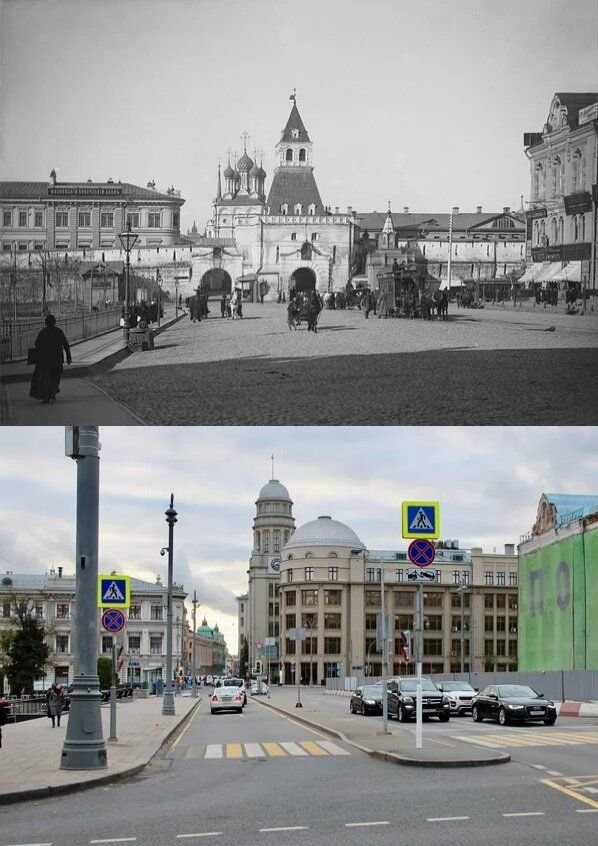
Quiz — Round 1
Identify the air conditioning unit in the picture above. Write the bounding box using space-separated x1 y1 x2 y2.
510 627 517 633
452 626 458 632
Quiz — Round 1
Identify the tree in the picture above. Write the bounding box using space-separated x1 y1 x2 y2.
4 599 50 696
97 657 113 690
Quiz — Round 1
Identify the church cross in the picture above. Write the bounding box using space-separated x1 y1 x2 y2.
241 131 250 152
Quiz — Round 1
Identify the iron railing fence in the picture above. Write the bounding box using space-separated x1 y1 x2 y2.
0 308 121 361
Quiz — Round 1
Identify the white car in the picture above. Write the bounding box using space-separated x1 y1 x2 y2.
210 686 244 715
436 680 477 715
250 682 269 696
219 677 247 705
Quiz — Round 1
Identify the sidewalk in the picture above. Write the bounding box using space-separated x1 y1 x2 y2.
0 307 185 425
0 694 199 805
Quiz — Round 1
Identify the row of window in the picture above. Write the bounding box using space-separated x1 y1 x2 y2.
533 150 586 199
255 528 291 553
2 209 180 229
281 636 516 658
284 586 517 609
532 214 586 246
257 502 292 514
282 567 517 586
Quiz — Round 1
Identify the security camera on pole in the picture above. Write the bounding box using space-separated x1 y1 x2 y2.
402 500 440 751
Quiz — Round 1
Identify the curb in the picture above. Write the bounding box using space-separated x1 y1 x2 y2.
254 698 510 768
0 697 202 806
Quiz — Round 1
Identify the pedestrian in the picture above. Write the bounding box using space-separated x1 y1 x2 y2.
48 683 65 727
0 697 8 748
220 293 227 318
29 314 72 404
363 289 375 318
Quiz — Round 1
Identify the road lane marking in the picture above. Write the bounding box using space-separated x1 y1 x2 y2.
585 787 598 794
318 740 351 755
427 816 470 822
502 812 544 817
345 821 390 827
258 827 308 833
299 740 328 756
90 840 137 844
171 706 199 748
176 834 223 839
542 778 598 810
576 809 598 813
261 742 285 756
244 743 265 758
280 742 309 756
225 743 243 759
4 843 53 846
205 744 223 759
547 770 562 776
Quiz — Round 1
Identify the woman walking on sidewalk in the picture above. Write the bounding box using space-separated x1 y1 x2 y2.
48 683 65 727
29 314 72 403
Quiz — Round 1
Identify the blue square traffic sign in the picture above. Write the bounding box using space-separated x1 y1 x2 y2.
402 501 440 538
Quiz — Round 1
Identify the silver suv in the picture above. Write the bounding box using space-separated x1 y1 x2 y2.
436 680 477 715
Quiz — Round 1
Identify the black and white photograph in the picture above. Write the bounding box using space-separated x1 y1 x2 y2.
1 0 597 424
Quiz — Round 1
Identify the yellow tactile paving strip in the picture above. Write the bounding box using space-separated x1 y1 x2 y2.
460 731 598 749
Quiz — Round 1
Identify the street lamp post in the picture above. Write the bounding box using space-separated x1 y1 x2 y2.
456 578 469 674
191 590 199 698
118 221 139 342
162 494 177 716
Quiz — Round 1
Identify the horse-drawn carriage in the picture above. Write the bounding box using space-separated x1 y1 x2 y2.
288 291 323 331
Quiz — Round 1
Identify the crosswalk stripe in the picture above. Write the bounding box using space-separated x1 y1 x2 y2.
226 743 243 759
244 743 265 758
261 742 286 756
280 742 309 756
300 740 329 756
205 744 223 759
317 740 350 756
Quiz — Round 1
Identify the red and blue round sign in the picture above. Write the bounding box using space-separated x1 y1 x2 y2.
407 539 436 567
101 608 126 633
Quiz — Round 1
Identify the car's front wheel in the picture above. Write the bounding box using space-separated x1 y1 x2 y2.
472 705 483 722
398 705 409 722
439 713 450 722
350 701 355 714
544 716 557 726
498 707 509 726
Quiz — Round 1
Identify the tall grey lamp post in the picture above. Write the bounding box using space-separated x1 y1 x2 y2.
117 220 138 342
162 494 177 716
457 578 469 674
191 590 199 698
60 426 107 770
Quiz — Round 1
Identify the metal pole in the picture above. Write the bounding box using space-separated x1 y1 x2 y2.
109 644 117 742
162 494 177 716
460 582 465 674
191 590 198 698
416 583 423 750
447 211 453 296
380 557 389 734
61 426 107 770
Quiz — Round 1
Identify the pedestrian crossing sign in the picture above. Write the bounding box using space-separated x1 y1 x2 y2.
402 501 440 539
98 574 131 608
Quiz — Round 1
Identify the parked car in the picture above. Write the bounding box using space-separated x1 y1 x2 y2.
250 682 269 696
220 677 247 705
349 685 383 716
471 684 557 726
210 686 244 715
436 680 477 715
386 677 450 722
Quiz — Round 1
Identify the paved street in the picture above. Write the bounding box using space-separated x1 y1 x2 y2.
89 302 598 425
2 688 598 845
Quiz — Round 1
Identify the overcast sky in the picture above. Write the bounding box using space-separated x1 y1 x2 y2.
1 0 596 233
1 426 596 651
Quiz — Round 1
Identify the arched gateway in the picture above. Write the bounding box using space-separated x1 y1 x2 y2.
201 268 232 297
290 267 316 293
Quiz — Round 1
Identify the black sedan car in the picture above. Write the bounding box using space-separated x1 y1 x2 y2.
349 685 383 716
471 684 557 726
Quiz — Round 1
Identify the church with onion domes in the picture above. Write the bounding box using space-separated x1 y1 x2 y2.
196 95 355 301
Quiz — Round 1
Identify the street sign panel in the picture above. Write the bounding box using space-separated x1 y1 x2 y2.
101 608 126 633
406 567 437 583
408 539 436 567
402 501 440 539
98 574 131 608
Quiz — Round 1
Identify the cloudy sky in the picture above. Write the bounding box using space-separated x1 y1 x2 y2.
2 0 596 232
1 426 596 650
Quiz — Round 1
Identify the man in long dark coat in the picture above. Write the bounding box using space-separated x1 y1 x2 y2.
29 314 72 403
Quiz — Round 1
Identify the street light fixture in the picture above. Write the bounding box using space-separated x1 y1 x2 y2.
117 220 139 341
191 591 199 698
456 578 470 674
162 494 177 716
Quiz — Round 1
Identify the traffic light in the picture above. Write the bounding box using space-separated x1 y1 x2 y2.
255 660 263 675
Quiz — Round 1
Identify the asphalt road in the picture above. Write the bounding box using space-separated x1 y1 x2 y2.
89 304 598 424
3 696 598 846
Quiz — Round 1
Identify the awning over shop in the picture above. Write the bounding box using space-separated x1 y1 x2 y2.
549 261 582 283
439 277 464 290
536 262 562 282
